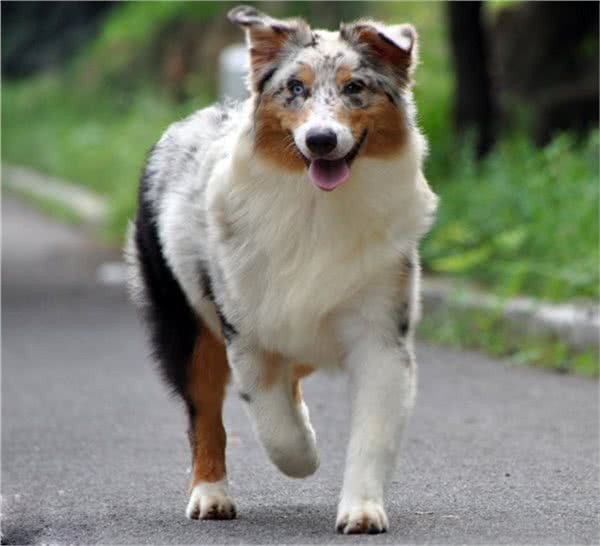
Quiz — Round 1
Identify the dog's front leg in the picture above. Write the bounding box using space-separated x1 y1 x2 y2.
226 339 319 478
336 335 416 534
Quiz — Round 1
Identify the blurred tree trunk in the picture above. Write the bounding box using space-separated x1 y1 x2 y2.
493 1 599 145
447 2 495 157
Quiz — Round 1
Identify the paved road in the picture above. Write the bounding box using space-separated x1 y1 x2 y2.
2 197 599 545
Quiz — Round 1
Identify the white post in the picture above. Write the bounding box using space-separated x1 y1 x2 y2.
218 44 249 101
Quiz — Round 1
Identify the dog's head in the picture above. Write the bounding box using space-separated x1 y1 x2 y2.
229 5 418 191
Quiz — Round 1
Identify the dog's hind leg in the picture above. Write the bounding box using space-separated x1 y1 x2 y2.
129 195 236 520
227 343 319 478
185 327 236 520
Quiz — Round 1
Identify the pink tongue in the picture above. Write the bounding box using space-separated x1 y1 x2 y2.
308 159 350 191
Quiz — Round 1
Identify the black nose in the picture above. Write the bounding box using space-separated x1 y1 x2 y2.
306 129 337 156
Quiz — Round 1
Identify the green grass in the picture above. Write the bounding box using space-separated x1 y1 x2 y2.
419 302 599 377
423 132 600 302
1 74 210 239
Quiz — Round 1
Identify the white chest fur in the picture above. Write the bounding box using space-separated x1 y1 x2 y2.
205 132 435 366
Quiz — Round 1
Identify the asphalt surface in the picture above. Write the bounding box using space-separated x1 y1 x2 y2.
2 197 599 545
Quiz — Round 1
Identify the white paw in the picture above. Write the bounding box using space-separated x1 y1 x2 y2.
186 481 236 520
336 500 389 534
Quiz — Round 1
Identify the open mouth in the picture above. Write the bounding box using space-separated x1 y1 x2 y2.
301 130 367 192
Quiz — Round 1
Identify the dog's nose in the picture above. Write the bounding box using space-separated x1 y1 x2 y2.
306 129 337 156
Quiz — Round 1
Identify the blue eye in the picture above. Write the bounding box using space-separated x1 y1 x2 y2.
289 80 305 97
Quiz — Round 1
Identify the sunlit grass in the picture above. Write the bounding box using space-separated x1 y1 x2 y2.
422 132 599 301
2 75 210 239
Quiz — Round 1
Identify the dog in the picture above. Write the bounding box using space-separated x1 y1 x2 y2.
126 5 437 534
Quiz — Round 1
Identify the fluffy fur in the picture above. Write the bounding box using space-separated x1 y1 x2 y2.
127 5 437 535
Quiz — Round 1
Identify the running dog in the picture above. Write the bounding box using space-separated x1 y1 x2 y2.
127 5 437 534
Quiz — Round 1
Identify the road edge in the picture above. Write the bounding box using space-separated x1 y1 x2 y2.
2 163 107 226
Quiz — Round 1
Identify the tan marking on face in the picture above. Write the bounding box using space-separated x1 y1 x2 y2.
335 65 353 87
291 364 314 403
187 326 230 488
255 96 309 171
296 64 315 87
336 94 406 158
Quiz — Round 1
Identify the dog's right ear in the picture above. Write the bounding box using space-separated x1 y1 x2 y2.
228 5 312 93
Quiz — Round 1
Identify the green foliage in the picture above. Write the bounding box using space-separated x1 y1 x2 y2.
2 75 210 240
90 1 226 49
422 132 600 301
382 2 600 303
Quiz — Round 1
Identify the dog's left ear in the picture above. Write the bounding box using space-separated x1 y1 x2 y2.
341 20 418 86
228 5 312 93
